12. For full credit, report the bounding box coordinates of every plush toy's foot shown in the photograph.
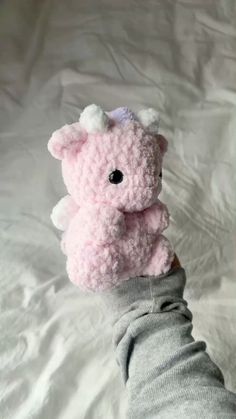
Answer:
[66,244,125,291]
[144,235,174,276]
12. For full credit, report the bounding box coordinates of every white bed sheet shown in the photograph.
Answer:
[0,1,236,418]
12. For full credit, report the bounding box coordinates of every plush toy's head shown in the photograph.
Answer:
[48,105,168,212]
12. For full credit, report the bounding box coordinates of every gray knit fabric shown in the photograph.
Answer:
[102,268,236,418]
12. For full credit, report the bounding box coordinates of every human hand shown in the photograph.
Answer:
[171,254,181,270]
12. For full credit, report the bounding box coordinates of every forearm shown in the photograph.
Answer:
[102,268,236,418]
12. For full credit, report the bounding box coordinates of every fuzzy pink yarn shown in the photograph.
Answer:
[48,106,174,291]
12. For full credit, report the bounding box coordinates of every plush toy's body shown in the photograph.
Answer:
[48,105,174,291]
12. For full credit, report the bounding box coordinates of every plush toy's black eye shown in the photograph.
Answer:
[109,169,123,184]
[159,170,162,179]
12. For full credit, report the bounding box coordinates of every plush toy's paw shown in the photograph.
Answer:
[144,235,174,276]
[79,205,126,244]
[97,206,126,243]
[159,203,170,232]
[66,244,125,291]
[144,201,169,235]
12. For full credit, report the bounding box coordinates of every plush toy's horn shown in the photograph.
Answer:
[79,104,109,133]
[137,108,159,134]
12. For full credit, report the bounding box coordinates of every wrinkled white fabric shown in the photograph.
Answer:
[0,1,236,418]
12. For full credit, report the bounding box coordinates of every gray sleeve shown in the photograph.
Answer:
[102,268,236,419]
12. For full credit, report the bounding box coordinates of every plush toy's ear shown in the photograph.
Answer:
[157,134,168,155]
[137,108,159,134]
[48,123,86,160]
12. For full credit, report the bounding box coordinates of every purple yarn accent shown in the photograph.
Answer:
[108,107,138,125]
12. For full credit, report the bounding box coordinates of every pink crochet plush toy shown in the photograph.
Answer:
[48,105,174,291]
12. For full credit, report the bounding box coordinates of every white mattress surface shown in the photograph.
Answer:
[0,1,236,418]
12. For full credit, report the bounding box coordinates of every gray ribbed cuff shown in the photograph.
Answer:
[101,268,192,323]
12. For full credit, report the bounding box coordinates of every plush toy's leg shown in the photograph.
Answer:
[144,235,174,276]
[66,244,125,291]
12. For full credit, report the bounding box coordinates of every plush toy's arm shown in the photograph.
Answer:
[79,204,126,244]
[51,195,79,231]
[98,206,126,243]
[144,200,169,234]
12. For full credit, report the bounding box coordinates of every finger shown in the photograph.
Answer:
[171,254,181,269]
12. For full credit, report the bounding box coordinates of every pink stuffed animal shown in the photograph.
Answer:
[48,105,174,291]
